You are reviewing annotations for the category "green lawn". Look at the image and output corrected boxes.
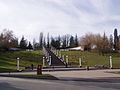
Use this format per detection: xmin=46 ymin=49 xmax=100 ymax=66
xmin=60 ymin=50 xmax=120 ymax=68
xmin=1 ymin=50 xmax=120 ymax=72
xmin=0 ymin=50 xmax=44 ymax=72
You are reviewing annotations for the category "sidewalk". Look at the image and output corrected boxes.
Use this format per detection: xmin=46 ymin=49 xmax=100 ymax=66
xmin=43 ymin=69 xmax=120 ymax=79
xmin=0 ymin=69 xmax=120 ymax=82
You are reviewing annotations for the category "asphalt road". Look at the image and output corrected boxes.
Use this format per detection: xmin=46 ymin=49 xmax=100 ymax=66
xmin=0 ymin=76 xmax=120 ymax=90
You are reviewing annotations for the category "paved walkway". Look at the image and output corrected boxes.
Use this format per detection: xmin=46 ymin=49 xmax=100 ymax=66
xmin=43 ymin=69 xmax=120 ymax=80
xmin=1 ymin=69 xmax=120 ymax=80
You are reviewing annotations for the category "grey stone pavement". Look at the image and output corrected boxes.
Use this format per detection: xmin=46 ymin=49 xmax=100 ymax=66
xmin=43 ymin=69 xmax=120 ymax=79
xmin=1 ymin=69 xmax=120 ymax=80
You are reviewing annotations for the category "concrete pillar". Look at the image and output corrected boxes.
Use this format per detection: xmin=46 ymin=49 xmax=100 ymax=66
xmin=17 ymin=57 xmax=20 ymax=71
xmin=56 ymin=50 xmax=59 ymax=56
xmin=59 ymin=52 xmax=61 ymax=58
xmin=43 ymin=57 xmax=45 ymax=67
xmin=62 ymin=55 xmax=64 ymax=61
xmin=110 ymin=56 xmax=112 ymax=69
xmin=55 ymin=50 xmax=57 ymax=55
xmin=49 ymin=56 xmax=52 ymax=66
xmin=66 ymin=56 xmax=69 ymax=64
xmin=79 ymin=58 xmax=82 ymax=67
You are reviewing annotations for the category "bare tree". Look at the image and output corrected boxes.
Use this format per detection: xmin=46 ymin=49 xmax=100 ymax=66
xmin=80 ymin=33 xmax=111 ymax=55
xmin=80 ymin=33 xmax=95 ymax=50
xmin=0 ymin=29 xmax=18 ymax=50
xmin=66 ymin=34 xmax=71 ymax=47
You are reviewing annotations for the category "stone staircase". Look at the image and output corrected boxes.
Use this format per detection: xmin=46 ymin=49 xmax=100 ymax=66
xmin=43 ymin=47 xmax=66 ymax=66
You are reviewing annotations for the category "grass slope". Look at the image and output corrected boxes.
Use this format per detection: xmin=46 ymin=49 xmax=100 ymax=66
xmin=60 ymin=51 xmax=120 ymax=68
xmin=0 ymin=50 xmax=44 ymax=72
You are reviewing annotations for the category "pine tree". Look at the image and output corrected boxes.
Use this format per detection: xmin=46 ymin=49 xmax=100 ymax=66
xmin=74 ymin=34 xmax=79 ymax=47
xmin=33 ymin=38 xmax=36 ymax=50
xmin=109 ymin=34 xmax=113 ymax=50
xmin=51 ymin=37 xmax=55 ymax=48
xmin=69 ymin=35 xmax=75 ymax=48
xmin=47 ymin=33 xmax=50 ymax=48
xmin=57 ymin=35 xmax=61 ymax=48
xmin=28 ymin=41 xmax=33 ymax=49
xmin=39 ymin=32 xmax=43 ymax=49
xmin=114 ymin=28 xmax=119 ymax=50
xmin=62 ymin=35 xmax=67 ymax=49
xmin=43 ymin=38 xmax=46 ymax=47
xmin=20 ymin=36 xmax=27 ymax=49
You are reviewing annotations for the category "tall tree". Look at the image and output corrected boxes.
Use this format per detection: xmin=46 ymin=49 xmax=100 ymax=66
xmin=109 ymin=34 xmax=113 ymax=50
xmin=39 ymin=32 xmax=43 ymax=49
xmin=47 ymin=33 xmax=50 ymax=48
xmin=114 ymin=28 xmax=119 ymax=50
xmin=66 ymin=34 xmax=71 ymax=47
xmin=51 ymin=37 xmax=55 ymax=48
xmin=20 ymin=36 xmax=27 ymax=49
xmin=62 ymin=35 xmax=67 ymax=49
xmin=101 ymin=32 xmax=110 ymax=55
xmin=34 ymin=43 xmax=40 ymax=50
xmin=57 ymin=35 xmax=61 ymax=48
xmin=43 ymin=37 xmax=46 ymax=47
xmin=74 ymin=34 xmax=79 ymax=47
xmin=69 ymin=35 xmax=75 ymax=48
xmin=27 ymin=41 xmax=33 ymax=49
xmin=33 ymin=38 xmax=36 ymax=50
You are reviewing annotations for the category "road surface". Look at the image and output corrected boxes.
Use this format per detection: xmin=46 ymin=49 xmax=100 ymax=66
xmin=0 ymin=76 xmax=120 ymax=90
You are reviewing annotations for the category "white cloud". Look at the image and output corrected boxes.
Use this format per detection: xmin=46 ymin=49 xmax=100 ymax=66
xmin=0 ymin=0 xmax=120 ymax=42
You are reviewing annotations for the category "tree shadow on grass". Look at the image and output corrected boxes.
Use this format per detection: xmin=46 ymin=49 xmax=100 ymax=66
xmin=0 ymin=67 xmax=16 ymax=73
xmin=0 ymin=60 xmax=16 ymax=66
xmin=0 ymin=82 xmax=25 ymax=90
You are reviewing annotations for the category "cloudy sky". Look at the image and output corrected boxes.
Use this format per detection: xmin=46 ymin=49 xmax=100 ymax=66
xmin=0 ymin=0 xmax=120 ymax=41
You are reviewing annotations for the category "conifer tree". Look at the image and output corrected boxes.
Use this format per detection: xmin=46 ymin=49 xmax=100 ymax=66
xmin=114 ymin=28 xmax=119 ymax=50
xmin=28 ymin=41 xmax=33 ymax=49
xmin=20 ymin=36 xmax=27 ymax=49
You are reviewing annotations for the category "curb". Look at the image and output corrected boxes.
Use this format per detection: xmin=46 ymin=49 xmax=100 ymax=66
xmin=0 ymin=75 xmax=59 ymax=80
